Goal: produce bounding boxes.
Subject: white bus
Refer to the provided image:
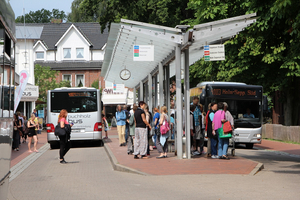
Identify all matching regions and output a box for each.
[46,87,102,149]
[190,82,266,149]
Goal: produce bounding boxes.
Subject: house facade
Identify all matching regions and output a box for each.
[15,22,108,117]
[32,23,108,88]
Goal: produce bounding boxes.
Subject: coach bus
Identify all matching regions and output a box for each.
[190,82,265,149]
[46,87,102,149]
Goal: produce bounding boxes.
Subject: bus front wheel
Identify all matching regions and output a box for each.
[245,143,254,149]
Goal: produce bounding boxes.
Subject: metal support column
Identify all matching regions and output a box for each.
[184,48,191,159]
[165,65,170,118]
[140,81,143,102]
[154,74,158,108]
[148,74,153,112]
[145,81,149,104]
[175,45,183,159]
[159,63,164,107]
[133,87,137,105]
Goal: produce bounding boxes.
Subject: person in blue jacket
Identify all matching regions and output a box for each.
[116,105,127,146]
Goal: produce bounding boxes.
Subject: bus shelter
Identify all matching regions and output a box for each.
[101,13,257,159]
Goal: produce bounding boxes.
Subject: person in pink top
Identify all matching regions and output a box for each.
[213,102,230,160]
[58,109,73,164]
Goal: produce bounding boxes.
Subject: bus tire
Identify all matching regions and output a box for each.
[231,149,235,156]
[50,142,59,149]
[245,143,254,149]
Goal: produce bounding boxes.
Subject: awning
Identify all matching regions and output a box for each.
[101,13,257,88]
[102,88,129,105]
[21,85,39,102]
[35,99,46,104]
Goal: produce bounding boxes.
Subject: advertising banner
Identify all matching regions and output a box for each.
[14,70,29,112]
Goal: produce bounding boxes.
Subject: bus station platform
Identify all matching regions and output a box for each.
[104,128,263,176]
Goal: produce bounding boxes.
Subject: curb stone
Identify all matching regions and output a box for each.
[103,141,149,176]
[249,162,264,176]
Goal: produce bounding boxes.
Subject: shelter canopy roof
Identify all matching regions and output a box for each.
[101,14,257,89]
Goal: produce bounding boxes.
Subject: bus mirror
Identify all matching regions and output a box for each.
[263,96,268,112]
[200,90,206,105]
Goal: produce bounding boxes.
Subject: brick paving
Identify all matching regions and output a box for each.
[10,131,48,167]
[105,128,259,175]
[255,139,300,156]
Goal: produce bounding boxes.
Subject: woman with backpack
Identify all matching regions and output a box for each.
[156,106,170,159]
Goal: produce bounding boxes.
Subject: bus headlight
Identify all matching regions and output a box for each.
[254,134,261,138]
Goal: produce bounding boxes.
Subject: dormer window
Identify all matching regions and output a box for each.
[36,51,44,59]
[76,48,84,59]
[63,48,71,59]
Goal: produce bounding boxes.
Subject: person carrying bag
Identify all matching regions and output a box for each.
[57,109,73,164]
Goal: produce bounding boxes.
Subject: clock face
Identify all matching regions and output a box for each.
[120,69,131,80]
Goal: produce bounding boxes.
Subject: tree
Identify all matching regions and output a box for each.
[188,0,300,125]
[91,80,99,89]
[68,0,195,32]
[67,0,86,22]
[15,9,67,23]
[34,64,70,109]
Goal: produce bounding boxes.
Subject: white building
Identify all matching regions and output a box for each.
[15,22,109,118]
[15,25,42,117]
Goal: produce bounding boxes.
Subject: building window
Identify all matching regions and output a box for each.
[36,52,44,59]
[76,75,84,87]
[63,48,71,59]
[63,74,72,87]
[76,48,84,58]
[63,74,71,81]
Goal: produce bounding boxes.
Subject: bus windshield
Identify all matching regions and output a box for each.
[51,91,97,113]
[208,98,262,128]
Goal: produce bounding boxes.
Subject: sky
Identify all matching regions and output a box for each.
[9,0,74,18]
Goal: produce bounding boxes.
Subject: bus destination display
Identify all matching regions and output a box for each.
[209,87,261,99]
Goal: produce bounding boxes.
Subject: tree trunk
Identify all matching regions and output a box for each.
[284,89,293,126]
[284,78,300,126]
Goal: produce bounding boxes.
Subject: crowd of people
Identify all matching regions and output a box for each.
[12,109,43,153]
[108,97,235,160]
[108,101,174,159]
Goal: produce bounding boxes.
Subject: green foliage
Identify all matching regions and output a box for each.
[91,80,99,89]
[188,0,300,125]
[15,9,66,23]
[68,0,195,32]
[34,64,70,108]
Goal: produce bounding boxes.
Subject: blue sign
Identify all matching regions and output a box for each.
[134,45,139,49]
[38,110,44,118]
[204,45,209,50]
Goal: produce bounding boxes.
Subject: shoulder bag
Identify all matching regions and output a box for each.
[218,124,232,139]
[223,121,233,133]
[54,124,66,136]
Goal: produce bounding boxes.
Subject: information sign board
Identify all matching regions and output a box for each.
[204,45,225,61]
[133,45,154,61]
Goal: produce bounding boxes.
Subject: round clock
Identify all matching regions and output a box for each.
[120,69,131,80]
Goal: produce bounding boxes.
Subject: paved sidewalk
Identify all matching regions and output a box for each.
[10,131,48,167]
[255,140,300,156]
[104,128,261,175]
